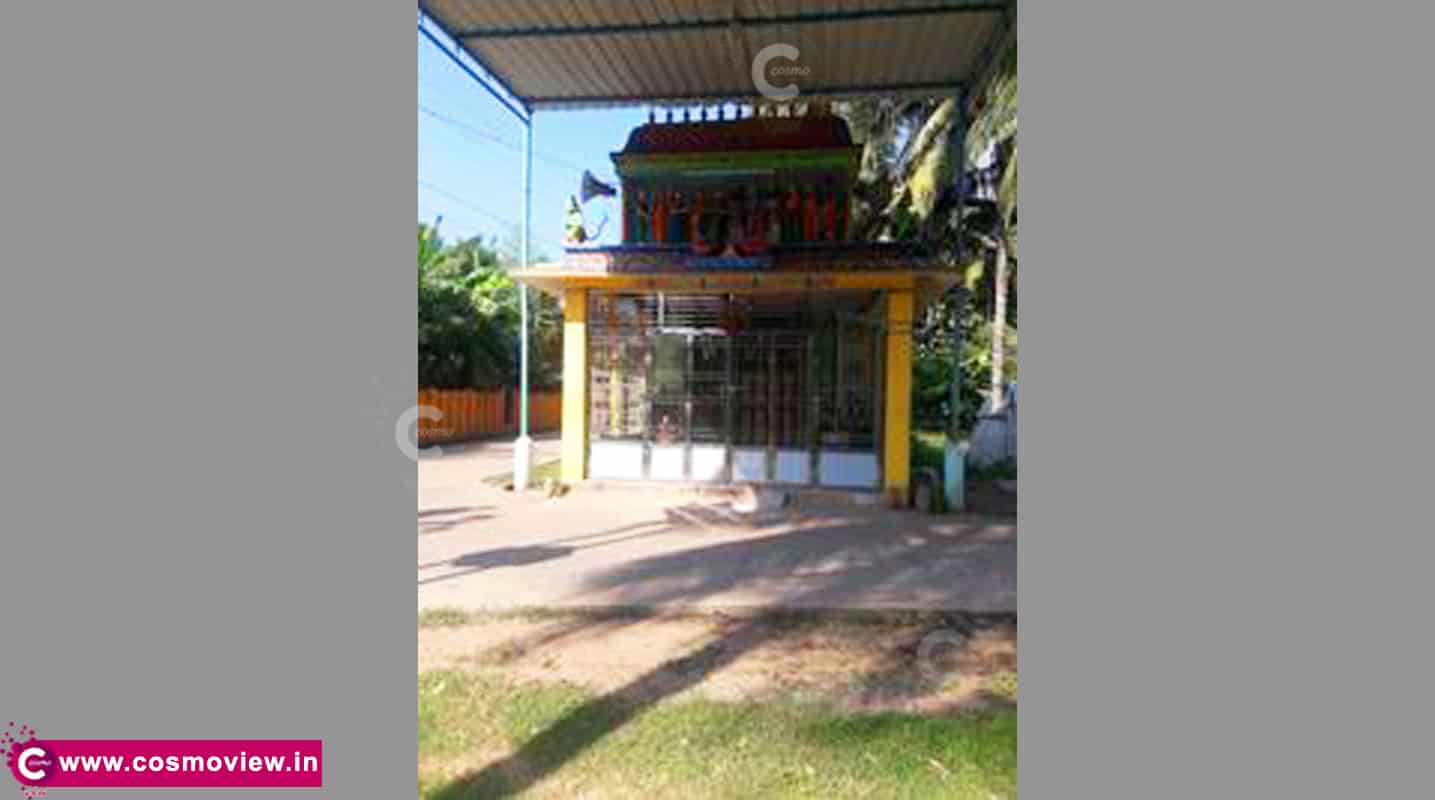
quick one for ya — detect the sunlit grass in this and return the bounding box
[419,670,1016,799]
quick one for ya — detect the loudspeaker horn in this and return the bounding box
[580,170,617,203]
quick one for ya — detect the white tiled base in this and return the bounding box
[589,442,644,480]
[818,451,879,488]
[732,448,767,482]
[776,449,811,484]
[649,445,685,480]
[690,445,726,482]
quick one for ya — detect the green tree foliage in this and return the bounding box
[418,222,562,388]
[914,299,1016,432]
[839,41,1016,434]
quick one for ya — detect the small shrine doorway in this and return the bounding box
[586,290,884,487]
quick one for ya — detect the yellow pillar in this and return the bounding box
[883,290,914,506]
[561,288,589,483]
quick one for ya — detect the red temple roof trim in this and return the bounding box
[618,116,854,156]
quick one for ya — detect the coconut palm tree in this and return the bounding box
[838,42,1016,421]
[964,48,1017,412]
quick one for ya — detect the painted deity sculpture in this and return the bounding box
[734,189,773,256]
[821,182,838,241]
[782,186,802,243]
[632,191,651,242]
[802,188,819,242]
[667,191,689,244]
[611,113,859,248]
[650,191,668,244]
[564,195,587,244]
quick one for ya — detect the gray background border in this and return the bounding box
[1023,2,1433,796]
[1,3,415,797]
[3,1,1433,798]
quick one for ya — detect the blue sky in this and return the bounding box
[418,31,647,260]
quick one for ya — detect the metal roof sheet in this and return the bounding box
[420,1,1014,111]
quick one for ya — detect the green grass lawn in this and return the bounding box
[419,671,1016,799]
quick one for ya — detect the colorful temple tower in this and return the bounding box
[513,109,955,505]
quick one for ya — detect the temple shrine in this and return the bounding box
[513,108,956,504]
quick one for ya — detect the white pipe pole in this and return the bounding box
[514,114,533,490]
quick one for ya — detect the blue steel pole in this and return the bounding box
[520,116,531,440]
[417,17,529,123]
[417,11,537,487]
[952,91,968,428]
[945,90,970,512]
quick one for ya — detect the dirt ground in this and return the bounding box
[420,611,1016,715]
[965,480,1017,516]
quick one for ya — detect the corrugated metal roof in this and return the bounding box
[420,1,1014,110]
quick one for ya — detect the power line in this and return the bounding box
[417,154,570,223]
[417,104,595,211]
[417,104,593,178]
[418,179,567,255]
[419,104,510,147]
[418,204,500,240]
[417,106,584,220]
[418,200,560,254]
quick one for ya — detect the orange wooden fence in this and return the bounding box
[416,387,562,445]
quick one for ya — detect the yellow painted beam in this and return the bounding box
[883,290,915,506]
[561,288,589,483]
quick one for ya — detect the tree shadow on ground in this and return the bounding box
[964,481,1017,516]
[432,615,770,798]
[429,509,1015,797]
[576,510,1015,611]
[418,545,574,586]
[421,506,493,519]
[835,612,1017,714]
[419,506,495,535]
[417,517,684,586]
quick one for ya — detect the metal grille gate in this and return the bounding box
[588,291,883,486]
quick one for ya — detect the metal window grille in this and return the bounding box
[587,290,886,483]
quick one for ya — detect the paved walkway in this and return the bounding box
[419,433,560,489]
[418,448,1015,614]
